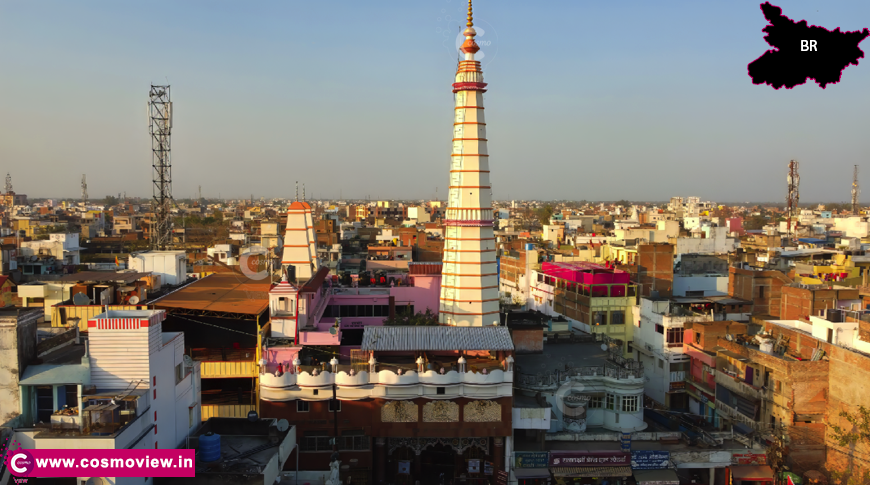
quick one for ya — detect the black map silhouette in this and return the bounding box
[748,2,869,89]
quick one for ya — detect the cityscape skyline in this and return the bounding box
[1,0,869,200]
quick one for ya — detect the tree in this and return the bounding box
[538,205,555,225]
[828,405,870,485]
[743,215,769,231]
[104,195,119,207]
[382,307,439,326]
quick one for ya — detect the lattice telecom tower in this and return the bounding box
[852,165,860,215]
[5,173,11,194]
[81,174,88,205]
[786,160,800,241]
[149,85,173,250]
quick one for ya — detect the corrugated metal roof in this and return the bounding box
[150,273,270,316]
[361,326,514,351]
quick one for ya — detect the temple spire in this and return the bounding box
[467,0,473,27]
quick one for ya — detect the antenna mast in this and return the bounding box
[81,175,88,206]
[852,165,860,215]
[786,160,800,242]
[149,84,173,250]
[5,173,11,194]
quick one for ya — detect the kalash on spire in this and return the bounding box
[439,0,498,327]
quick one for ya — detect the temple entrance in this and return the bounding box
[420,444,456,485]
[387,446,416,485]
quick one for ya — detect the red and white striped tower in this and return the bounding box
[439,0,498,327]
[301,185,319,271]
[282,199,314,281]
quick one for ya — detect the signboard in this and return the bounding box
[620,433,632,452]
[631,451,670,470]
[515,452,549,469]
[549,451,630,467]
[398,461,411,475]
[484,461,493,475]
[468,459,480,474]
[669,382,686,392]
[495,470,509,485]
[732,453,767,465]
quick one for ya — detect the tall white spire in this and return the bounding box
[439,0,498,326]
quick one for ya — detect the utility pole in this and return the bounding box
[81,175,88,206]
[852,164,860,215]
[785,160,799,245]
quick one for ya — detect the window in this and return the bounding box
[621,395,639,413]
[189,407,195,428]
[175,363,184,384]
[694,331,701,345]
[758,286,765,299]
[655,324,665,334]
[605,394,615,410]
[340,430,370,451]
[593,312,607,326]
[658,359,664,369]
[587,395,603,409]
[626,342,633,354]
[436,387,446,395]
[36,386,54,423]
[666,328,684,347]
[297,400,310,412]
[611,311,625,325]
[328,399,342,412]
[65,385,78,409]
[301,431,332,452]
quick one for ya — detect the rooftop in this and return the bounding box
[514,341,608,374]
[150,273,270,318]
[57,271,152,283]
[361,325,515,352]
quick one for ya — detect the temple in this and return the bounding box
[439,2,499,327]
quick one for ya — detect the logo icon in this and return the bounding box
[7,450,34,477]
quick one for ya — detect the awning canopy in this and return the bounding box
[514,469,550,479]
[551,466,632,478]
[634,468,679,485]
[731,465,775,481]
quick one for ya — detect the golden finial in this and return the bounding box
[467,0,473,27]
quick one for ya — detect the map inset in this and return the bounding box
[747,2,869,89]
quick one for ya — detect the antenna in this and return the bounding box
[295,181,299,202]
[4,173,11,194]
[81,174,88,206]
[149,84,173,250]
[852,165,860,215]
[198,185,202,202]
[786,160,800,243]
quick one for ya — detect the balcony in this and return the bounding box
[715,401,758,431]
[191,347,256,379]
[714,372,766,401]
[259,361,514,401]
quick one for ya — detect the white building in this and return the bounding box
[632,298,713,409]
[128,250,188,286]
[12,309,201,485]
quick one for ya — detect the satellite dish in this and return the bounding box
[73,293,92,305]
[128,296,140,304]
[329,326,338,335]
[277,419,289,432]
[600,344,607,352]
[30,255,38,262]
[247,410,258,422]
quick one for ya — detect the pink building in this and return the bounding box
[261,263,443,379]
[540,261,631,297]
[726,217,744,236]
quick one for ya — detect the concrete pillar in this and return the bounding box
[493,437,505,472]
[710,467,715,485]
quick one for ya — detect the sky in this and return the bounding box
[1,0,869,203]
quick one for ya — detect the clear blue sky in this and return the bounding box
[1,0,868,202]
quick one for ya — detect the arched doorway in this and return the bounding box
[386,446,416,485]
[420,444,456,485]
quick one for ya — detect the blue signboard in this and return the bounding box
[514,452,549,469]
[620,433,631,451]
[631,450,670,470]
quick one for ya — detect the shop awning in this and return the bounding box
[634,468,679,485]
[731,465,775,481]
[514,469,550,479]
[551,466,632,478]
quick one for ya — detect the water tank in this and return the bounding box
[759,339,774,353]
[525,243,535,251]
[199,432,221,462]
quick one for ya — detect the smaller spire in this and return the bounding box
[467,0,473,27]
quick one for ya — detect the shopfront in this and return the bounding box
[728,465,775,484]
[514,452,550,485]
[549,451,631,485]
[631,450,678,485]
